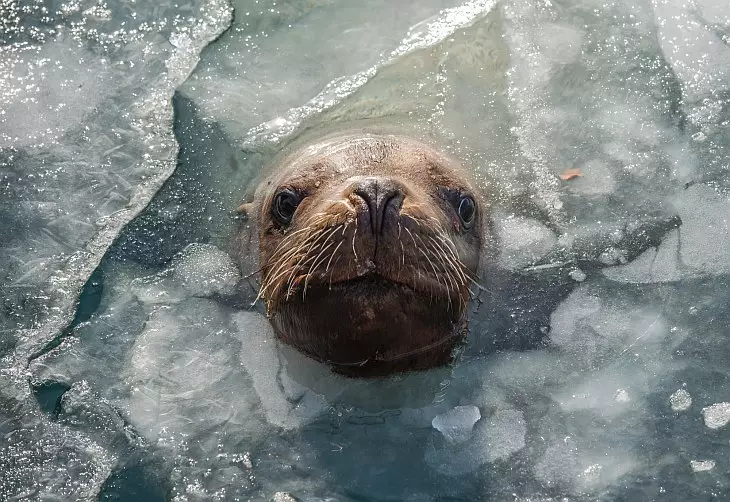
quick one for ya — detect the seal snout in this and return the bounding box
[350,176,405,235]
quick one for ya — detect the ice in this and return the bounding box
[605,185,730,283]
[670,388,692,412]
[5,0,730,499]
[179,0,496,144]
[0,376,116,500]
[701,403,730,430]
[172,243,240,297]
[690,460,716,473]
[426,405,527,476]
[481,408,527,463]
[431,405,482,444]
[0,0,233,365]
[273,493,298,502]
[494,215,557,269]
[233,311,329,430]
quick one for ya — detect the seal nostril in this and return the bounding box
[380,191,404,235]
[352,178,404,235]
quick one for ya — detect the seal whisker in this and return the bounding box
[419,246,449,308]
[351,216,359,263]
[266,226,317,265]
[285,225,340,300]
[302,227,343,296]
[432,231,469,285]
[262,226,334,302]
[325,238,345,273]
[398,222,406,269]
[427,234,467,288]
[262,238,315,294]
[424,236,458,301]
[302,240,337,298]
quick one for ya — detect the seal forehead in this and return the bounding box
[272,134,473,191]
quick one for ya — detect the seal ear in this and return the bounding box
[235,202,254,219]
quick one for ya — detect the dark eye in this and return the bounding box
[457,196,476,229]
[272,188,302,227]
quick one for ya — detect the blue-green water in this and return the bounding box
[2,0,730,500]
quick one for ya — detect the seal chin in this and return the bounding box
[269,275,467,377]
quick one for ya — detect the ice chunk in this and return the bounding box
[125,299,260,443]
[494,215,557,269]
[432,405,482,444]
[483,408,527,463]
[0,42,112,147]
[534,437,637,494]
[613,389,631,404]
[569,268,587,282]
[233,312,328,430]
[690,460,716,472]
[702,403,730,429]
[172,243,240,297]
[670,389,692,412]
[602,229,682,283]
[673,186,730,276]
[181,0,497,143]
[3,0,233,365]
[272,492,298,502]
[426,406,525,475]
[651,0,730,114]
[0,376,115,500]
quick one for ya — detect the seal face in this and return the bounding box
[243,134,485,377]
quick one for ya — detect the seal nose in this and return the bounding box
[352,177,404,235]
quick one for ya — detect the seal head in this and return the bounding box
[240,134,486,377]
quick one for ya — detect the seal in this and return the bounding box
[235,133,487,377]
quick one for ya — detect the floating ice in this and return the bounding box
[431,405,482,444]
[233,312,329,430]
[273,493,298,502]
[702,403,730,430]
[6,0,730,499]
[1,0,233,365]
[426,406,526,476]
[172,243,240,297]
[494,215,557,269]
[690,460,716,472]
[670,389,692,412]
[569,268,587,282]
[482,408,527,463]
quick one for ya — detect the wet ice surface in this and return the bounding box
[3,0,730,500]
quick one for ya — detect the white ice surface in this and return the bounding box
[9,0,730,499]
[431,405,482,444]
[172,243,241,297]
[1,0,233,364]
[604,185,730,282]
[493,215,557,269]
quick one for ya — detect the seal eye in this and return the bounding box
[457,196,476,229]
[272,188,302,227]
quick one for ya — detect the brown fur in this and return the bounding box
[234,134,488,377]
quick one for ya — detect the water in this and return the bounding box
[2,0,730,500]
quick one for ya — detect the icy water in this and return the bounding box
[2,0,730,500]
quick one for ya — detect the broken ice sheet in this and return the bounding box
[669,388,692,412]
[702,403,730,430]
[432,405,482,444]
[10,0,730,499]
[690,460,716,473]
[0,0,233,364]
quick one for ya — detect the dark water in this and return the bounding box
[3,0,730,500]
